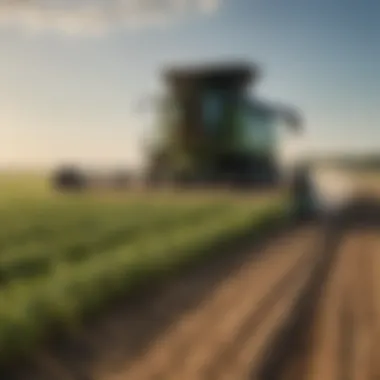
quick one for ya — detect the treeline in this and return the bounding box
[307,154,380,170]
[51,166,135,191]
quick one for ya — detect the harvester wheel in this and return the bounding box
[291,167,317,222]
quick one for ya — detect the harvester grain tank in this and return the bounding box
[147,62,303,188]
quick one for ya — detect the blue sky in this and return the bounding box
[0,0,379,169]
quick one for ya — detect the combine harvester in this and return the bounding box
[145,61,303,188]
[52,62,302,190]
[142,61,333,218]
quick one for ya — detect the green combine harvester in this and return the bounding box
[146,62,303,188]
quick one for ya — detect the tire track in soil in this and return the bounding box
[171,237,317,380]
[276,232,372,380]
[370,232,380,380]
[348,231,376,380]
[255,221,345,380]
[206,248,317,380]
[267,200,380,380]
[305,229,378,380]
[104,227,320,380]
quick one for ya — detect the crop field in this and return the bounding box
[3,172,380,380]
[0,172,287,367]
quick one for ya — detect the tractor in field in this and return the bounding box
[144,62,303,189]
[52,165,88,192]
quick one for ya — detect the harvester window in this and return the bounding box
[202,90,226,136]
[238,103,276,154]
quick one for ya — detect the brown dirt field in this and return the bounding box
[274,197,380,380]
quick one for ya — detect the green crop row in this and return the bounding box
[0,202,225,255]
[0,203,235,285]
[0,201,287,364]
[0,199,222,249]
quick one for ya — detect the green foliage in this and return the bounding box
[0,180,288,364]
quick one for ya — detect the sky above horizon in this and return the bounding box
[0,0,379,169]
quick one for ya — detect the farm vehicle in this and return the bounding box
[144,62,303,189]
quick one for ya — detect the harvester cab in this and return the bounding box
[144,61,304,189]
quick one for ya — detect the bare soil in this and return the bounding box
[274,197,380,380]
